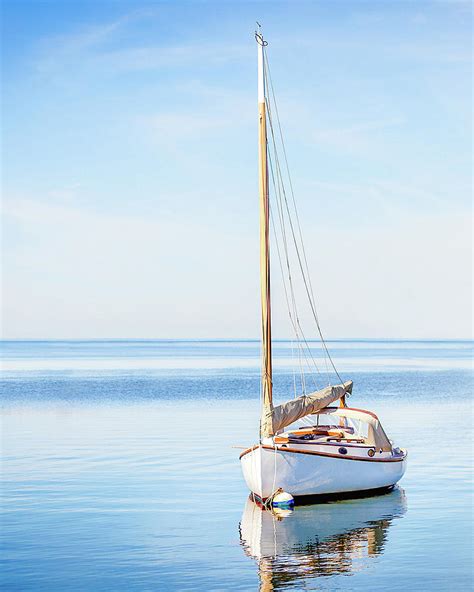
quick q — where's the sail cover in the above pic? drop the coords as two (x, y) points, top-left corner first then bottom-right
(261, 380), (353, 438)
(327, 407), (392, 452)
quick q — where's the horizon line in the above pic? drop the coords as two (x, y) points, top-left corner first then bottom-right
(1, 337), (473, 342)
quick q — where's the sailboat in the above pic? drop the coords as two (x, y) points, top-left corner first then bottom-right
(239, 29), (407, 502)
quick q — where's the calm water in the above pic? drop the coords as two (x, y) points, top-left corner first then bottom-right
(1, 340), (472, 591)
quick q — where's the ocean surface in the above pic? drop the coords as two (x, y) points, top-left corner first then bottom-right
(1, 339), (472, 591)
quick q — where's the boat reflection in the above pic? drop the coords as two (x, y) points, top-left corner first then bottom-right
(239, 488), (407, 591)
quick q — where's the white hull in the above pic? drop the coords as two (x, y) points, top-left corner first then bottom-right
(240, 444), (407, 499)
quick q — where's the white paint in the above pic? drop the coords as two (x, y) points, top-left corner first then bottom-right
(257, 37), (265, 104)
(241, 445), (407, 498)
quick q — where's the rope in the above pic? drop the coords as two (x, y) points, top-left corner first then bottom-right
(263, 46), (344, 386)
(267, 75), (324, 391)
(268, 154), (323, 392)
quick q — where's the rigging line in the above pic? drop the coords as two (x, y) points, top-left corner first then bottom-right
(270, 205), (319, 392)
(263, 49), (334, 374)
(263, 48), (343, 385)
(263, 50), (322, 323)
(266, 78), (325, 391)
(266, 88), (300, 337)
(264, 51), (336, 383)
(268, 155), (307, 394)
(268, 204), (300, 352)
(269, 130), (325, 389)
(264, 53), (319, 311)
(266, 98), (306, 383)
(268, 135), (320, 394)
(266, 99), (323, 386)
(268, 141), (324, 390)
(264, 65), (329, 393)
(278, 143), (340, 383)
(290, 339), (297, 398)
(268, 119), (324, 390)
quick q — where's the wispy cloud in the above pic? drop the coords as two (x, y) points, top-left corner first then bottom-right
(90, 43), (250, 72)
(138, 81), (253, 146)
(146, 112), (225, 139)
(289, 20), (471, 66)
(35, 11), (138, 74)
(35, 11), (250, 79)
(311, 117), (406, 153)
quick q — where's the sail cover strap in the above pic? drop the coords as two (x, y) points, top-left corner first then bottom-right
(261, 380), (353, 438)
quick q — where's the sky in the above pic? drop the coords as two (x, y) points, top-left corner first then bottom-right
(1, 0), (472, 339)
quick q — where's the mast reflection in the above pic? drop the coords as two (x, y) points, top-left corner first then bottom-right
(239, 488), (407, 591)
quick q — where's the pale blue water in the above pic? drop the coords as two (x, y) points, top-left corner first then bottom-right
(1, 340), (473, 590)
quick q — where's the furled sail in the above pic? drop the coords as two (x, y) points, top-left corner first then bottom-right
(261, 380), (353, 438)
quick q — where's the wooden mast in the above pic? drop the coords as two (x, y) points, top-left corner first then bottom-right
(256, 29), (273, 435)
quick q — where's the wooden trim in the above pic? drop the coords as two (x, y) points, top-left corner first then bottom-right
(263, 445), (405, 463)
(289, 440), (375, 449)
(239, 444), (406, 463)
(239, 445), (260, 459)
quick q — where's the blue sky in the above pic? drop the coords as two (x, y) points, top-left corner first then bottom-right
(2, 0), (472, 338)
